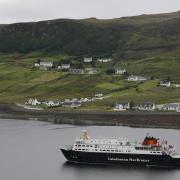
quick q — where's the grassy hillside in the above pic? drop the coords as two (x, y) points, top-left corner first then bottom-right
(1, 11), (180, 57)
(0, 11), (180, 109)
(0, 58), (179, 110)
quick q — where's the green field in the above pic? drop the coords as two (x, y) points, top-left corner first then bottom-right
(1, 10), (180, 110)
(0, 53), (179, 111)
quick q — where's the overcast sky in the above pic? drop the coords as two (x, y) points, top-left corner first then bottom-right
(0, 0), (180, 24)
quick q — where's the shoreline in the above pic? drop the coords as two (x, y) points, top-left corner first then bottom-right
(0, 103), (180, 129)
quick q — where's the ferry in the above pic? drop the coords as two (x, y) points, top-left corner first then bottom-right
(60, 130), (180, 167)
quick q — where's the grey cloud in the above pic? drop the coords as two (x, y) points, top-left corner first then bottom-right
(0, 0), (180, 23)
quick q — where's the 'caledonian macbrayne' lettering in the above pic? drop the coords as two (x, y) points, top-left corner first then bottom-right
(60, 130), (180, 167)
(108, 157), (150, 163)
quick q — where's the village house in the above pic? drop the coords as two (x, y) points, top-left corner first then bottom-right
(84, 57), (93, 63)
(80, 97), (92, 103)
(95, 93), (103, 97)
(64, 99), (71, 103)
(34, 63), (40, 67)
(114, 102), (130, 111)
(92, 94), (104, 101)
(34, 61), (53, 70)
(115, 68), (127, 75)
(25, 98), (41, 106)
(69, 68), (85, 74)
(172, 84), (180, 88)
(160, 81), (171, 87)
(137, 103), (156, 111)
(44, 100), (60, 107)
(62, 102), (82, 108)
(71, 98), (82, 103)
(127, 75), (147, 82)
(58, 63), (71, 70)
(97, 58), (112, 63)
(39, 61), (53, 67)
(177, 106), (180, 112)
(85, 68), (98, 75)
(157, 103), (180, 112)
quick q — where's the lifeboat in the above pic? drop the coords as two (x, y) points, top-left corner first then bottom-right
(142, 136), (159, 146)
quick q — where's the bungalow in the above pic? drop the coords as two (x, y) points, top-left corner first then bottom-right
(25, 98), (41, 106)
(157, 103), (180, 112)
(172, 84), (180, 88)
(34, 61), (53, 70)
(69, 68), (85, 74)
(45, 100), (60, 107)
(177, 106), (180, 112)
(71, 98), (82, 103)
(84, 57), (93, 63)
(127, 75), (147, 82)
(95, 94), (103, 97)
(137, 103), (156, 111)
(160, 81), (171, 87)
(34, 63), (40, 67)
(97, 58), (112, 63)
(114, 102), (130, 111)
(85, 68), (98, 74)
(115, 69), (126, 75)
(80, 97), (91, 103)
(58, 63), (70, 70)
(62, 102), (81, 108)
(40, 61), (53, 67)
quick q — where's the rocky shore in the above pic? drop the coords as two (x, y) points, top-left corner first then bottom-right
(0, 103), (180, 129)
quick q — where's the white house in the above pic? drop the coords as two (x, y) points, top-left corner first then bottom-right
(97, 58), (112, 63)
(157, 103), (180, 111)
(62, 102), (81, 108)
(85, 68), (97, 74)
(84, 57), (93, 63)
(177, 106), (180, 112)
(25, 98), (41, 106)
(69, 68), (85, 74)
(45, 100), (60, 107)
(172, 84), (180, 88)
(127, 75), (147, 82)
(114, 103), (130, 111)
(40, 61), (53, 67)
(80, 97), (91, 103)
(95, 94), (103, 97)
(58, 63), (70, 70)
(34, 63), (40, 67)
(137, 103), (156, 111)
(160, 81), (171, 87)
(115, 69), (126, 75)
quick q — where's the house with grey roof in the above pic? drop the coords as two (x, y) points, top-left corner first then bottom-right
(84, 57), (93, 63)
(69, 68), (85, 74)
(114, 102), (130, 111)
(127, 75), (147, 82)
(137, 103), (156, 111)
(157, 103), (180, 112)
(160, 81), (171, 87)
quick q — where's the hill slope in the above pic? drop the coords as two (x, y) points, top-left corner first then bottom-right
(1, 11), (180, 58)
(0, 11), (180, 107)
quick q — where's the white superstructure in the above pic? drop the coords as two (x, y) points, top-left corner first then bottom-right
(72, 130), (176, 156)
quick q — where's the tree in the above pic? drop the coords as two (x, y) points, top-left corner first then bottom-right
(129, 100), (135, 109)
(166, 76), (171, 82)
(106, 68), (115, 75)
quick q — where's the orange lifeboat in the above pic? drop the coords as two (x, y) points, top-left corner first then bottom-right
(142, 136), (159, 146)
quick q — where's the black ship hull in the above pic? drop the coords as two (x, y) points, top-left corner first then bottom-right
(61, 148), (180, 167)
